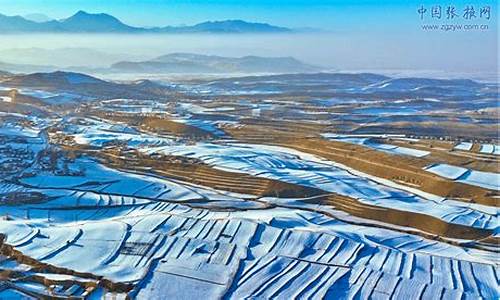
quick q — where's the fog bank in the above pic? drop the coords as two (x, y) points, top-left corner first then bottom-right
(0, 32), (496, 77)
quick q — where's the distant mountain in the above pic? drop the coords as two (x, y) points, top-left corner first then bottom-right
(111, 53), (321, 74)
(58, 11), (142, 32)
(0, 11), (142, 33)
(23, 13), (52, 23)
(0, 13), (55, 32)
(159, 20), (291, 33)
(0, 11), (294, 33)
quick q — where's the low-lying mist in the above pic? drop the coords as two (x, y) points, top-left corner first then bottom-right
(0, 33), (338, 68)
(0, 31), (497, 81)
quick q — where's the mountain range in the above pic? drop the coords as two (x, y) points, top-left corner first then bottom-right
(0, 10), (293, 33)
(0, 52), (323, 75)
(110, 53), (321, 74)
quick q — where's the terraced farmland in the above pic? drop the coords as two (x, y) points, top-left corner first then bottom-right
(0, 71), (498, 299)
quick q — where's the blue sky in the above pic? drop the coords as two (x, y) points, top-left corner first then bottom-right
(0, 0), (496, 30)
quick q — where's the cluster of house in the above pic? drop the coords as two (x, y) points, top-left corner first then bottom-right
(0, 145), (34, 175)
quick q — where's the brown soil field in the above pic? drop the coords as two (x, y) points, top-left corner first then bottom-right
(92, 150), (494, 242)
(224, 125), (498, 206)
(379, 138), (499, 173)
(351, 121), (498, 140)
(471, 143), (482, 152)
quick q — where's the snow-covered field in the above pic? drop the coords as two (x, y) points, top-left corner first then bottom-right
(454, 142), (500, 155)
(0, 116), (497, 299)
(63, 117), (177, 147)
(321, 134), (430, 157)
(425, 163), (500, 190)
(480, 144), (500, 155)
(0, 73), (498, 299)
(454, 142), (473, 151)
(0, 96), (12, 102)
(0, 180), (497, 299)
(142, 142), (497, 231)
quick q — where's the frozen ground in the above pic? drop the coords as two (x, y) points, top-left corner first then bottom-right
(454, 142), (473, 151)
(425, 163), (500, 190)
(63, 117), (177, 147)
(143, 142), (497, 231)
(480, 144), (500, 155)
(0, 181), (497, 299)
(321, 134), (430, 157)
(0, 71), (498, 299)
